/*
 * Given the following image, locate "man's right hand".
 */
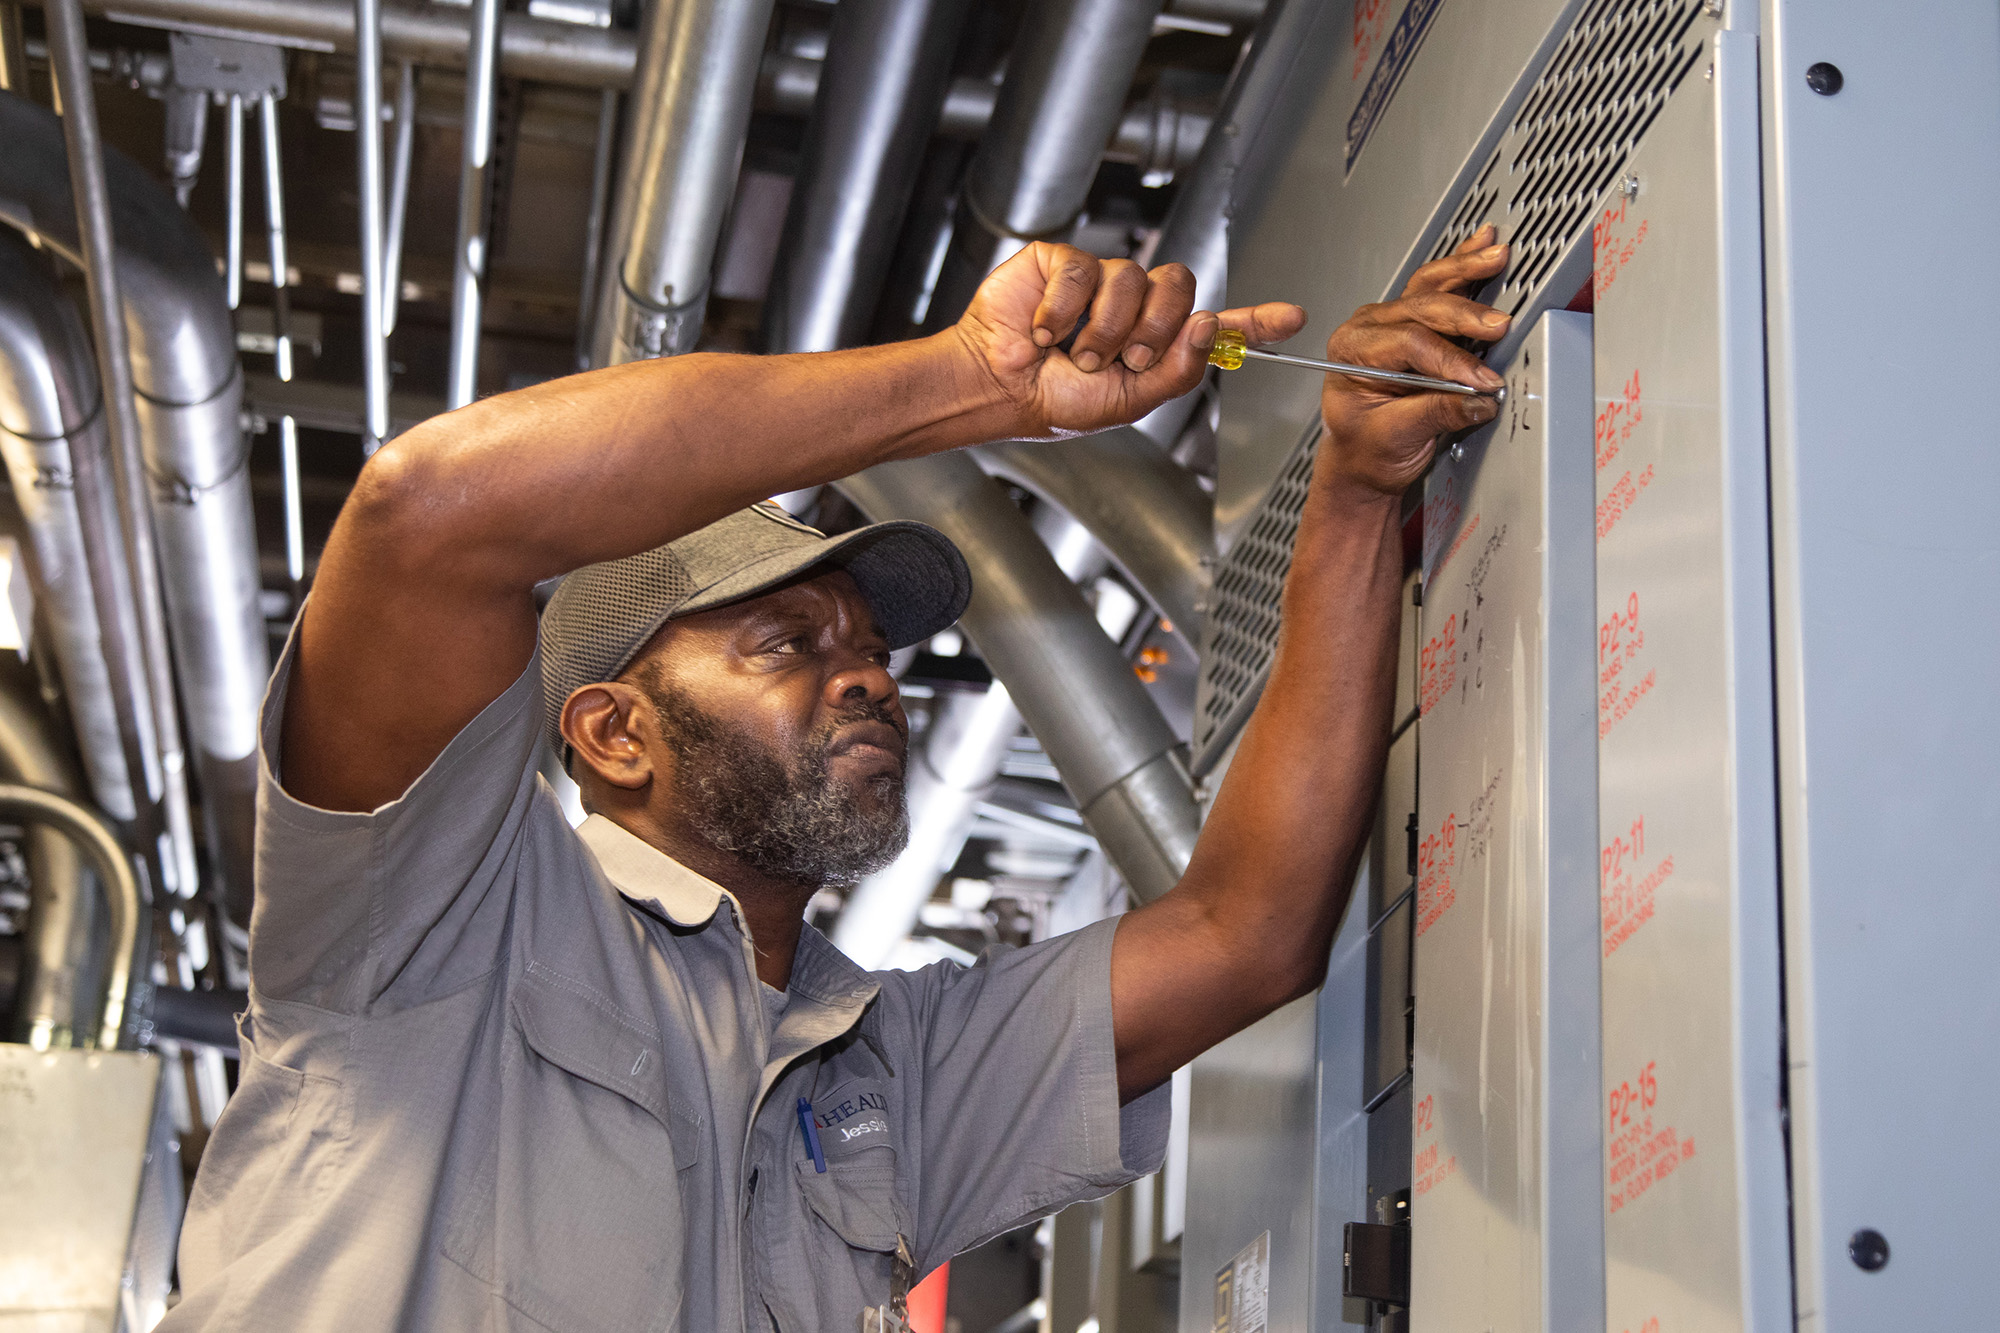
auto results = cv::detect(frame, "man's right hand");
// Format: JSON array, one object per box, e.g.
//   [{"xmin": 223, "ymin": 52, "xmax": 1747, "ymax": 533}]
[{"xmin": 952, "ymin": 241, "xmax": 1307, "ymax": 438}]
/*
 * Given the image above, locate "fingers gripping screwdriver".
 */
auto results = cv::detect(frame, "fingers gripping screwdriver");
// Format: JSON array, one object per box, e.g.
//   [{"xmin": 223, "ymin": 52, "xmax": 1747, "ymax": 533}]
[{"xmin": 1206, "ymin": 327, "xmax": 1506, "ymax": 403}]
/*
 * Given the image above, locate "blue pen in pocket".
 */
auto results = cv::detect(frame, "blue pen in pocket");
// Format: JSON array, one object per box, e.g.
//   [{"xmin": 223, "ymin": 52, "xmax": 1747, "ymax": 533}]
[{"xmin": 797, "ymin": 1097, "xmax": 827, "ymax": 1173}]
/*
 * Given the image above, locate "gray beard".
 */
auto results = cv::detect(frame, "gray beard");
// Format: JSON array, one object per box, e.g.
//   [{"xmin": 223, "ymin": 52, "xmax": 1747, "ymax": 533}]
[{"xmin": 647, "ymin": 681, "xmax": 910, "ymax": 890}]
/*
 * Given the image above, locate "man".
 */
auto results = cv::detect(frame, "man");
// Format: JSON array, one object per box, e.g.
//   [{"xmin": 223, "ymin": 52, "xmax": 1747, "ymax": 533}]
[{"xmin": 165, "ymin": 229, "xmax": 1510, "ymax": 1331}]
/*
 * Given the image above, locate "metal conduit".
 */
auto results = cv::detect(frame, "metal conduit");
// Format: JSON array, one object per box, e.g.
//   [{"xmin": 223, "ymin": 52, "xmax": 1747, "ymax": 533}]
[
  {"xmin": 588, "ymin": 0, "xmax": 776, "ymax": 365},
  {"xmin": 975, "ymin": 426, "xmax": 1212, "ymax": 644},
  {"xmin": 55, "ymin": 0, "xmax": 637, "ymax": 89},
  {"xmin": 762, "ymin": 0, "xmax": 972, "ymax": 356},
  {"xmin": 37, "ymin": 17, "xmax": 197, "ymax": 907},
  {"xmin": 839, "ymin": 456, "xmax": 1199, "ymax": 903},
  {"xmin": 0, "ymin": 782, "xmax": 145, "ymax": 1051},
  {"xmin": 353, "ymin": 0, "xmax": 390, "ymax": 448},
  {"xmin": 0, "ymin": 90, "xmax": 269, "ymax": 923},
  {"xmin": 445, "ymin": 0, "xmax": 501, "ymax": 407},
  {"xmin": 52, "ymin": 0, "xmax": 1258, "ymax": 93},
  {"xmin": 922, "ymin": 0, "xmax": 1166, "ymax": 329},
  {"xmin": 0, "ymin": 689, "xmax": 95, "ymax": 1050}
]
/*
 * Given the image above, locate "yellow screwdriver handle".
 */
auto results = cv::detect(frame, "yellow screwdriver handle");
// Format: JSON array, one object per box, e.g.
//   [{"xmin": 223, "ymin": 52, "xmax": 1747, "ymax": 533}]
[{"xmin": 1206, "ymin": 326, "xmax": 1248, "ymax": 370}]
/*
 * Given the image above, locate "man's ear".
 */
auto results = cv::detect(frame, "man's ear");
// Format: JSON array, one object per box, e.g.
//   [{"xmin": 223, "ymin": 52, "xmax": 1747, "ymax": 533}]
[{"xmin": 562, "ymin": 682, "xmax": 657, "ymax": 792}]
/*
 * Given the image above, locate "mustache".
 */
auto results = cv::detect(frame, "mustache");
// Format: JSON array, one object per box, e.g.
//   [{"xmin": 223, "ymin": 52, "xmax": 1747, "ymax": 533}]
[{"xmin": 817, "ymin": 701, "xmax": 908, "ymax": 754}]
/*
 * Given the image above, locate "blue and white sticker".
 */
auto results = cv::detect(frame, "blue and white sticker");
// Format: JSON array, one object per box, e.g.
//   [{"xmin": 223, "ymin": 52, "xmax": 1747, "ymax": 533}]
[{"xmin": 1345, "ymin": 0, "xmax": 1448, "ymax": 178}]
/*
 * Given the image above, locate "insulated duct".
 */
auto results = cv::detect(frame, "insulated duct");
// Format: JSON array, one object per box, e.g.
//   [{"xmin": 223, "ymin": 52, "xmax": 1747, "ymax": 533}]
[
  {"xmin": 763, "ymin": 0, "xmax": 972, "ymax": 355},
  {"xmin": 590, "ymin": 0, "xmax": 776, "ymax": 364},
  {"xmin": 0, "ymin": 91, "xmax": 267, "ymax": 923},
  {"xmin": 922, "ymin": 0, "xmax": 1166, "ymax": 329},
  {"xmin": 0, "ymin": 230, "xmax": 149, "ymax": 824},
  {"xmin": 975, "ymin": 426, "xmax": 1211, "ymax": 643},
  {"xmin": 839, "ymin": 455, "xmax": 1199, "ymax": 903}
]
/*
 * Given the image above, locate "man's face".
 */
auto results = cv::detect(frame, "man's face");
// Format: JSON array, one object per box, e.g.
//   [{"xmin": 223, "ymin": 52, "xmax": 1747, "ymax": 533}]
[{"xmin": 629, "ymin": 569, "xmax": 912, "ymax": 888}]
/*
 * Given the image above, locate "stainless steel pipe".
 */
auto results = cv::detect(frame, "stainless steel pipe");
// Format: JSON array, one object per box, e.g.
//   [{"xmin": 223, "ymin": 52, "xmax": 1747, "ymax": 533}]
[
  {"xmin": 445, "ymin": 0, "xmax": 500, "ymax": 407},
  {"xmin": 0, "ymin": 782, "xmax": 146, "ymax": 1050},
  {"xmin": 924, "ymin": 0, "xmax": 1167, "ymax": 327},
  {"xmin": 0, "ymin": 90, "xmax": 270, "ymax": 923},
  {"xmin": 590, "ymin": 0, "xmax": 776, "ymax": 364},
  {"xmin": 764, "ymin": 0, "xmax": 972, "ymax": 355},
  {"xmin": 353, "ymin": 0, "xmax": 390, "ymax": 448},
  {"xmin": 975, "ymin": 426, "xmax": 1213, "ymax": 643},
  {"xmin": 40, "ymin": 9, "xmax": 198, "ymax": 901},
  {"xmin": 57, "ymin": 0, "xmax": 637, "ymax": 89}
]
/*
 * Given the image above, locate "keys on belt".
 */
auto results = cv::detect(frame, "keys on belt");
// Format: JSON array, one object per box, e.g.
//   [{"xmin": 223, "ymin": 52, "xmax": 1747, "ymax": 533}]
[{"xmin": 861, "ymin": 1233, "xmax": 918, "ymax": 1333}]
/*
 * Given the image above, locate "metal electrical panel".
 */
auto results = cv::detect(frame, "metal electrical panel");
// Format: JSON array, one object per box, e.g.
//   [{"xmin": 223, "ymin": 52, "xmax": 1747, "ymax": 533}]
[
  {"xmin": 1410, "ymin": 310, "xmax": 1600, "ymax": 1333},
  {"xmin": 1589, "ymin": 28, "xmax": 1790, "ymax": 1332},
  {"xmin": 1761, "ymin": 2, "xmax": 2000, "ymax": 1325}
]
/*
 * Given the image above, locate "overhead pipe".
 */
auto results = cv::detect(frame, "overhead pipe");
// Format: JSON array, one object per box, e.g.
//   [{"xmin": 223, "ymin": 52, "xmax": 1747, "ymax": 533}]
[
  {"xmin": 257, "ymin": 93, "xmax": 306, "ymax": 586},
  {"xmin": 37, "ymin": 16, "xmax": 199, "ymax": 907},
  {"xmin": 1131, "ymin": 0, "xmax": 1306, "ymax": 444},
  {"xmin": 975, "ymin": 426, "xmax": 1212, "ymax": 643},
  {"xmin": 0, "ymin": 90, "xmax": 269, "ymax": 923},
  {"xmin": 54, "ymin": 0, "xmax": 1257, "ymax": 93},
  {"xmin": 445, "ymin": 0, "xmax": 501, "ymax": 407},
  {"xmin": 840, "ymin": 459, "xmax": 1198, "ymax": 901},
  {"xmin": 0, "ymin": 686, "xmax": 96, "ymax": 1049},
  {"xmin": 382, "ymin": 61, "xmax": 417, "ymax": 337},
  {"xmin": 763, "ymin": 0, "xmax": 973, "ymax": 356},
  {"xmin": 0, "ymin": 230, "xmax": 153, "ymax": 827},
  {"xmin": 589, "ymin": 0, "xmax": 777, "ymax": 365},
  {"xmin": 922, "ymin": 0, "xmax": 1167, "ymax": 330},
  {"xmin": 0, "ymin": 782, "xmax": 146, "ymax": 1050},
  {"xmin": 55, "ymin": 0, "xmax": 638, "ymax": 89},
  {"xmin": 353, "ymin": 0, "xmax": 391, "ymax": 448}
]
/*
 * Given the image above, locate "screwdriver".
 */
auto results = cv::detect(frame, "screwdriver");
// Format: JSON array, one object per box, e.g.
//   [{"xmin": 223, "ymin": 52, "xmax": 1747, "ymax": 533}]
[{"xmin": 1206, "ymin": 328, "xmax": 1505, "ymax": 403}]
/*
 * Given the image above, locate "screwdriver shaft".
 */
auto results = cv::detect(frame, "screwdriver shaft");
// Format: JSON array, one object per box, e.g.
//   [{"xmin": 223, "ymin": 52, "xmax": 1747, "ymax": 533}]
[{"xmin": 1240, "ymin": 346, "xmax": 1501, "ymax": 398}]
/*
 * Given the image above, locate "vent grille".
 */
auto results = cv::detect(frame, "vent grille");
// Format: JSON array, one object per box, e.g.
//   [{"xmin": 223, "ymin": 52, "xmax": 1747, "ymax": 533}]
[
  {"xmin": 1429, "ymin": 0, "xmax": 1709, "ymax": 311},
  {"xmin": 1191, "ymin": 424, "xmax": 1320, "ymax": 771},
  {"xmin": 1191, "ymin": 0, "xmax": 1713, "ymax": 773}
]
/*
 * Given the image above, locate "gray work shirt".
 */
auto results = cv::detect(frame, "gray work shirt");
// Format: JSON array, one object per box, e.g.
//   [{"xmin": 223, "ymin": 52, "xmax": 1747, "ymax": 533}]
[{"xmin": 163, "ymin": 630, "xmax": 1168, "ymax": 1332}]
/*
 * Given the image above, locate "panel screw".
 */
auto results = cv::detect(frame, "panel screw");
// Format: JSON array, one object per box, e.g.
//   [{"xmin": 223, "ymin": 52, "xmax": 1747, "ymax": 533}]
[
  {"xmin": 1805, "ymin": 62, "xmax": 1844, "ymax": 95},
  {"xmin": 1620, "ymin": 172, "xmax": 1640, "ymax": 200},
  {"xmin": 1703, "ymin": 0, "xmax": 1723, "ymax": 14},
  {"xmin": 1848, "ymin": 1228, "xmax": 1890, "ymax": 1272}
]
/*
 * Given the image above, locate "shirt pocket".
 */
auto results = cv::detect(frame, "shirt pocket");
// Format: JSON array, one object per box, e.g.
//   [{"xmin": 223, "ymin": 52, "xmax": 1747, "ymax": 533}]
[
  {"xmin": 442, "ymin": 967, "xmax": 699, "ymax": 1333},
  {"xmin": 795, "ymin": 1154, "xmax": 905, "ymax": 1253},
  {"xmin": 182, "ymin": 1013, "xmax": 349, "ymax": 1266}
]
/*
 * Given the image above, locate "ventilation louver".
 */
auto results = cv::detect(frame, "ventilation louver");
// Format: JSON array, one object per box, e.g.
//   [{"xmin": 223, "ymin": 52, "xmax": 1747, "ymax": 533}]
[{"xmin": 1191, "ymin": 0, "xmax": 1712, "ymax": 774}]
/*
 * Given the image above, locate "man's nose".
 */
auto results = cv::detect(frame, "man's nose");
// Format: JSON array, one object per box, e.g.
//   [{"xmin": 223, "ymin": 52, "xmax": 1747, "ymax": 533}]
[{"xmin": 824, "ymin": 650, "xmax": 897, "ymax": 708}]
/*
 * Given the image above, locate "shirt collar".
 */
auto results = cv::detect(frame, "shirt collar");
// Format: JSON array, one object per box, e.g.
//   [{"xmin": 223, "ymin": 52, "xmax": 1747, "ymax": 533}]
[
  {"xmin": 575, "ymin": 814, "xmax": 881, "ymax": 1009},
  {"xmin": 577, "ymin": 814, "xmax": 728, "ymax": 928}
]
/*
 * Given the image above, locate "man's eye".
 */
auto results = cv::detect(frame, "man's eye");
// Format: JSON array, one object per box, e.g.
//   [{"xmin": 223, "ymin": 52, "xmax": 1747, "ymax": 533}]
[{"xmin": 768, "ymin": 636, "xmax": 809, "ymax": 655}]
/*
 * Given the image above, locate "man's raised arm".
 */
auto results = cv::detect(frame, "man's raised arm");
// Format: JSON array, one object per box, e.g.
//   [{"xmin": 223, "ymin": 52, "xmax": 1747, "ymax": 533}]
[
  {"xmin": 1109, "ymin": 230, "xmax": 1513, "ymax": 1100},
  {"xmin": 284, "ymin": 246, "xmax": 1301, "ymax": 814}
]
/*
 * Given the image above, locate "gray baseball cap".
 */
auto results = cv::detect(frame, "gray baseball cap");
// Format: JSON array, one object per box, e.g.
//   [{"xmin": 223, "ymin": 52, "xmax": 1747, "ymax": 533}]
[{"xmin": 539, "ymin": 502, "xmax": 970, "ymax": 756}]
